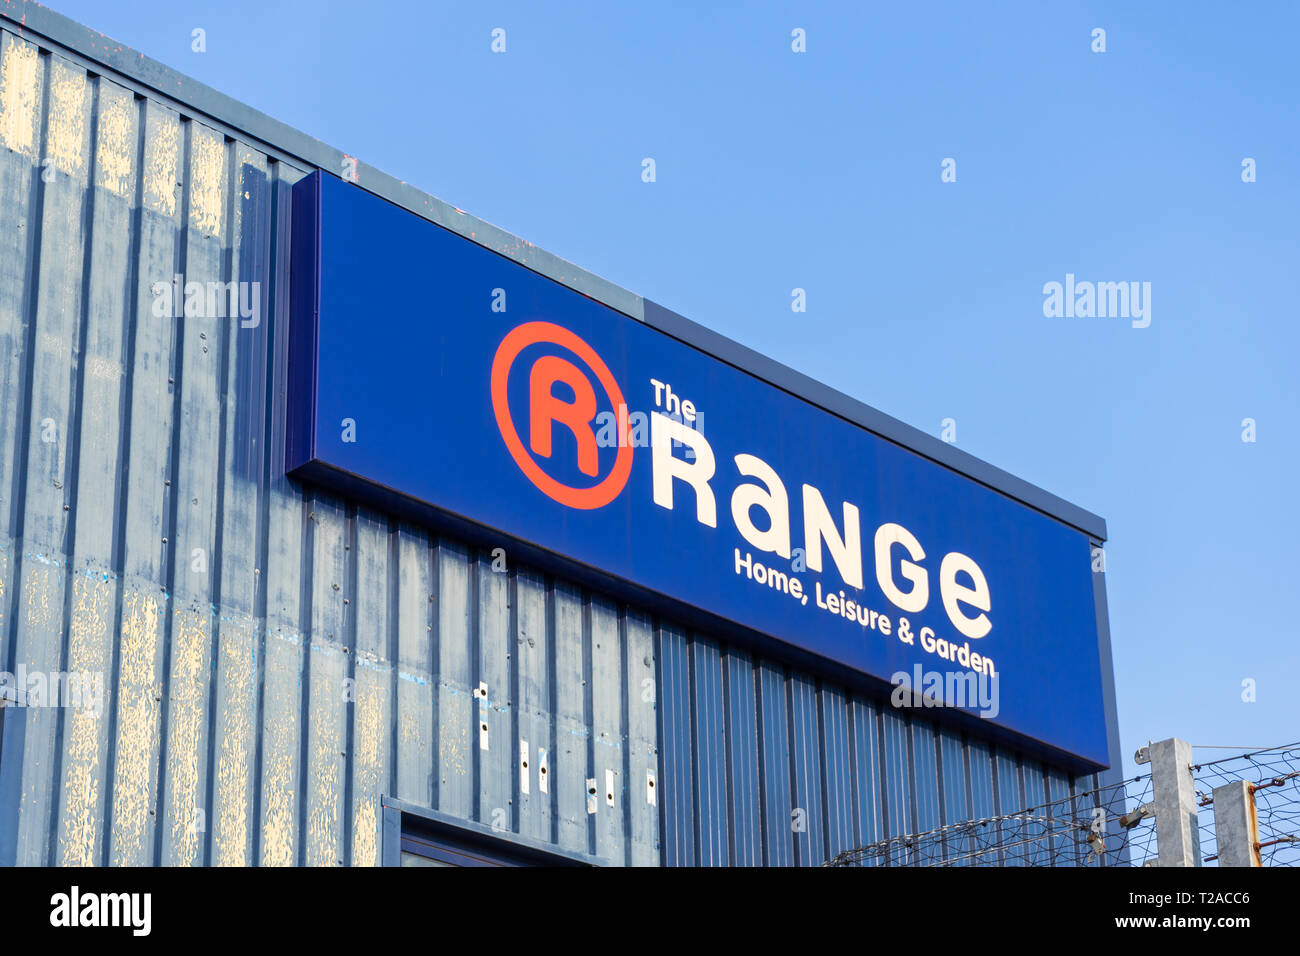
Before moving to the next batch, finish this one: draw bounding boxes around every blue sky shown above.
[49,0,1298,776]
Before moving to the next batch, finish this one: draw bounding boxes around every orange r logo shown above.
[491,321,633,509]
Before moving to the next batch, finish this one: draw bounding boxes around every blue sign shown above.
[289,172,1110,769]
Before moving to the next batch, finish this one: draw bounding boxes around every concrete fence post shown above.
[1136,737,1200,867]
[1211,780,1261,867]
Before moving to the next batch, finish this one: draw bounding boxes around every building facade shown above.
[0,1,1124,867]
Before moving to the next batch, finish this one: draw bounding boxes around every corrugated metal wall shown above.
[0,27,653,867]
[0,24,1100,868]
[655,628,1099,866]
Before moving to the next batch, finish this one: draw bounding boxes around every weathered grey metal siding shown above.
[0,8,1114,869]
[0,25,670,867]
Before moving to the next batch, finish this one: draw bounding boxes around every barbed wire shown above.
[825,741,1298,867]
[1193,742,1299,867]
[825,774,1157,867]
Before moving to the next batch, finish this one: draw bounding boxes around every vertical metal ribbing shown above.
[98,88,149,868]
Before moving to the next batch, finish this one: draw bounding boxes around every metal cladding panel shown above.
[0,25,673,867]
[722,649,760,865]
[650,629,1104,866]
[850,698,884,860]
[819,687,854,861]
[1046,769,1075,867]
[689,639,727,866]
[788,675,823,866]
[756,662,792,866]
[913,724,942,835]
[968,739,998,866]
[0,6,1122,868]
[937,729,968,864]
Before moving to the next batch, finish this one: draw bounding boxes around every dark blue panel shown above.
[756,664,793,867]
[1046,770,1076,867]
[939,729,969,864]
[1024,764,1053,866]
[286,169,319,473]
[819,687,855,861]
[788,675,824,866]
[0,704,25,866]
[656,628,694,866]
[912,722,942,837]
[994,750,1024,866]
[850,698,884,860]
[882,709,912,849]
[723,649,762,866]
[967,738,998,866]
[690,639,728,866]
[289,171,1110,769]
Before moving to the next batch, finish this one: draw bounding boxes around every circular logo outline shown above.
[490,321,633,509]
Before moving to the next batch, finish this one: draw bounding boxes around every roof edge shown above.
[0,0,642,319]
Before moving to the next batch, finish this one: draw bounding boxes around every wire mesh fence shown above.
[825,773,1157,867]
[1193,742,1299,867]
[825,740,1299,867]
